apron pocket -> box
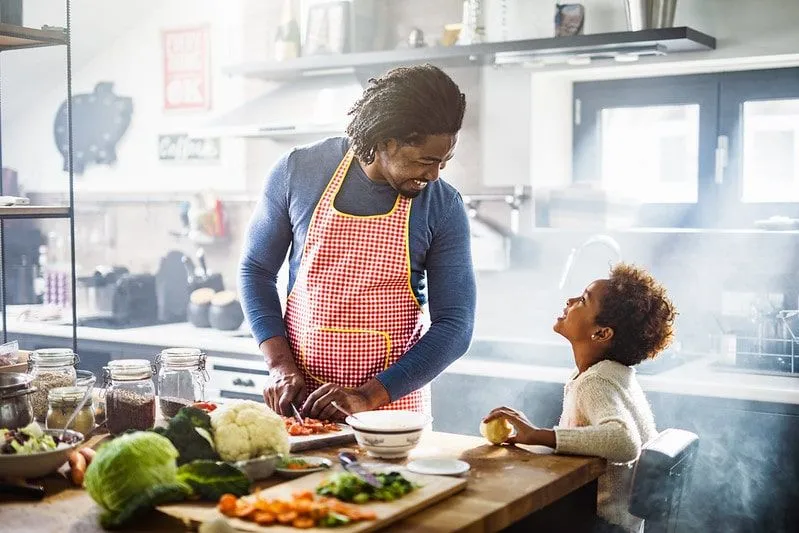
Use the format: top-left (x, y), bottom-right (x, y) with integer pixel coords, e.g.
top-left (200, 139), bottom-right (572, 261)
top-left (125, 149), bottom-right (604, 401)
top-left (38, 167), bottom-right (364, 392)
top-left (300, 327), bottom-right (391, 389)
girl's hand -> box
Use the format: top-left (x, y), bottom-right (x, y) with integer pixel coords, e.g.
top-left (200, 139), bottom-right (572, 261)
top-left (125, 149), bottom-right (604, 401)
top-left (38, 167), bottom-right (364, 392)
top-left (483, 406), bottom-right (539, 445)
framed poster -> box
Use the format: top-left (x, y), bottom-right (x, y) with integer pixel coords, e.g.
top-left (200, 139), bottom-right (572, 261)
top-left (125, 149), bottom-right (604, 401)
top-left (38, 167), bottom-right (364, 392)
top-left (162, 26), bottom-right (211, 111)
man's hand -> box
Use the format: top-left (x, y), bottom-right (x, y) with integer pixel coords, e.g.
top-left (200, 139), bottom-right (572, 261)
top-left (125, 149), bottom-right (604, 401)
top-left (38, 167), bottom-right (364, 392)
top-left (260, 336), bottom-right (305, 416)
top-left (301, 379), bottom-right (390, 421)
top-left (483, 406), bottom-right (556, 447)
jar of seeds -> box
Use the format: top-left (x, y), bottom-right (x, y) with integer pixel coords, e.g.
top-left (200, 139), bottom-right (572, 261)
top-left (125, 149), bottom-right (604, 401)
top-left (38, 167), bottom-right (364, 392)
top-left (46, 386), bottom-right (95, 436)
top-left (28, 348), bottom-right (79, 421)
top-left (155, 348), bottom-right (209, 419)
top-left (103, 359), bottom-right (156, 435)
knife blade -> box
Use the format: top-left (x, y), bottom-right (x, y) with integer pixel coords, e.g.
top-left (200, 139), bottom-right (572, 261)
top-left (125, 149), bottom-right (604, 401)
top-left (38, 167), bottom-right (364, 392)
top-left (339, 451), bottom-right (381, 488)
top-left (290, 403), bottom-right (304, 426)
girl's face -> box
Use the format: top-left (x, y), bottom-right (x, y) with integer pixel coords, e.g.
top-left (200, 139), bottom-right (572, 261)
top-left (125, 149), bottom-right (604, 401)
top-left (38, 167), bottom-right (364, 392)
top-left (553, 279), bottom-right (610, 343)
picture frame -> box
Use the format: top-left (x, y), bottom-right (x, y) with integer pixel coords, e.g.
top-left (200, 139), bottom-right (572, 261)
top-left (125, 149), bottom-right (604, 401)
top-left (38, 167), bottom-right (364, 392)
top-left (304, 0), bottom-right (350, 55)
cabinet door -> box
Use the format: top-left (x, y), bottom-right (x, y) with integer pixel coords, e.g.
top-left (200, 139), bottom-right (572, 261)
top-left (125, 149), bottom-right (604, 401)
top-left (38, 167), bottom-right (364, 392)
top-left (718, 68), bottom-right (799, 226)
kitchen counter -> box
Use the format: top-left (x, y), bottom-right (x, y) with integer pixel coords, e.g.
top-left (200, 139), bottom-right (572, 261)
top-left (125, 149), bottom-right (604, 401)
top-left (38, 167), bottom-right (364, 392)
top-left (6, 309), bottom-right (798, 405)
top-left (0, 432), bottom-right (605, 533)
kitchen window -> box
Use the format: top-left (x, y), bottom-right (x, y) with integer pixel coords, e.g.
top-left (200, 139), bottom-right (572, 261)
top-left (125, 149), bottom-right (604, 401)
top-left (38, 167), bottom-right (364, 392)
top-left (573, 67), bottom-right (799, 228)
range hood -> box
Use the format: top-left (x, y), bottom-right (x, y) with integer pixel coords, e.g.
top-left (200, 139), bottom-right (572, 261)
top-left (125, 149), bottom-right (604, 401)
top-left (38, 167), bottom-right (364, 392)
top-left (193, 75), bottom-right (363, 138)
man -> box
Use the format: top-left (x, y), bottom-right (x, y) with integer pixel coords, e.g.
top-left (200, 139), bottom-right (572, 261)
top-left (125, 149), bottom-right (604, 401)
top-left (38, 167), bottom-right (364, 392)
top-left (239, 64), bottom-right (476, 420)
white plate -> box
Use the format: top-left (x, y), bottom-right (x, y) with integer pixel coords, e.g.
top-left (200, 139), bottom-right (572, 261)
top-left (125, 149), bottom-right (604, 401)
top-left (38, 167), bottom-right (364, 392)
top-left (406, 458), bottom-right (470, 476)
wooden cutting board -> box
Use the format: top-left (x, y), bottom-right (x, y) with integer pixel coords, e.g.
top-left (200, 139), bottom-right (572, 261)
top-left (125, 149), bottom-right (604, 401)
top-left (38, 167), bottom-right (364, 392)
top-left (158, 467), bottom-right (467, 532)
top-left (289, 424), bottom-right (355, 452)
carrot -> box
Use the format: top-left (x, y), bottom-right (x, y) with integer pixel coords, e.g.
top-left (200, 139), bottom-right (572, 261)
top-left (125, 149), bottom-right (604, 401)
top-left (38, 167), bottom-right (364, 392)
top-left (292, 517), bottom-right (315, 529)
top-left (68, 450), bottom-right (87, 486)
top-left (253, 511), bottom-right (276, 525)
top-left (235, 504), bottom-right (257, 519)
top-left (78, 447), bottom-right (96, 465)
top-left (277, 511), bottom-right (298, 524)
top-left (218, 494), bottom-right (238, 516)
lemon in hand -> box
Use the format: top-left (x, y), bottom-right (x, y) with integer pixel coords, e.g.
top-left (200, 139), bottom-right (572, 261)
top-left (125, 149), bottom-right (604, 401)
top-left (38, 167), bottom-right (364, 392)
top-left (479, 418), bottom-right (512, 445)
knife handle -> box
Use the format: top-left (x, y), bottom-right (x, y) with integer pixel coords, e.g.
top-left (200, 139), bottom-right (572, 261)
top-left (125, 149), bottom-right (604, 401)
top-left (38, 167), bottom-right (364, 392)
top-left (0, 482), bottom-right (45, 500)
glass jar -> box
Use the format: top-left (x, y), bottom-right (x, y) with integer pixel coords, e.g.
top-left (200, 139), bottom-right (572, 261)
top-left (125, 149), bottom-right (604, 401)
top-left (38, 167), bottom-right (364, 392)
top-left (155, 348), bottom-right (208, 418)
top-left (103, 359), bottom-right (156, 435)
top-left (28, 348), bottom-right (79, 421)
top-left (46, 386), bottom-right (95, 436)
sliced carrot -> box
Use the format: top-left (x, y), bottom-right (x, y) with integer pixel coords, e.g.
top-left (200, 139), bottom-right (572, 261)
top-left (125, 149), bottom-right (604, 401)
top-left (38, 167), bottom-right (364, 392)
top-left (218, 494), bottom-right (237, 515)
top-left (253, 511), bottom-right (276, 525)
top-left (359, 509), bottom-right (377, 520)
top-left (277, 511), bottom-right (298, 524)
top-left (292, 517), bottom-right (315, 529)
top-left (235, 504), bottom-right (257, 519)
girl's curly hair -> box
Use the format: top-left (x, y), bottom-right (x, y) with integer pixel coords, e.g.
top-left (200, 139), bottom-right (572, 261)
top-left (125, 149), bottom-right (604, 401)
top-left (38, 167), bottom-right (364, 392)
top-left (346, 64), bottom-right (466, 164)
top-left (595, 263), bottom-right (678, 366)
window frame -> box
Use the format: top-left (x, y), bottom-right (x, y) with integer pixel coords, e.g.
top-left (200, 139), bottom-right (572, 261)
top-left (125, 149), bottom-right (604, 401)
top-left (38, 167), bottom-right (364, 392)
top-left (572, 67), bottom-right (799, 229)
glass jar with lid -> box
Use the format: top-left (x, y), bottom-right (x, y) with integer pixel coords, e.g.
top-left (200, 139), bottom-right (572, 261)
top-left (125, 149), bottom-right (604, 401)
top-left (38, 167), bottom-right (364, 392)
top-left (103, 359), bottom-right (156, 435)
top-left (28, 348), bottom-right (79, 421)
top-left (46, 386), bottom-right (95, 436)
top-left (155, 348), bottom-right (209, 418)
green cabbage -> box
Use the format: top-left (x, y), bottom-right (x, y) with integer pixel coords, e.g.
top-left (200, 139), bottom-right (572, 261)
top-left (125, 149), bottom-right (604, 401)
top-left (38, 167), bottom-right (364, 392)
top-left (84, 432), bottom-right (188, 527)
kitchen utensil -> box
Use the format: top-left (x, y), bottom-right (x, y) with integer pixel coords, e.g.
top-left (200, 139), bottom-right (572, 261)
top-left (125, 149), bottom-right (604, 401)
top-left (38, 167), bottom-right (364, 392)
top-left (338, 451), bottom-right (382, 488)
top-left (234, 454), bottom-right (279, 482)
top-left (331, 400), bottom-right (365, 424)
top-left (0, 429), bottom-right (83, 479)
top-left (290, 402), bottom-right (304, 426)
top-left (276, 455), bottom-right (332, 478)
top-left (196, 248), bottom-right (208, 278)
top-left (156, 251), bottom-right (191, 323)
top-left (288, 423), bottom-right (355, 452)
top-left (0, 373), bottom-right (35, 428)
top-left (0, 481), bottom-right (45, 500)
top-left (208, 291), bottom-right (244, 331)
top-left (59, 384), bottom-right (93, 439)
top-left (407, 458), bottom-right (471, 476)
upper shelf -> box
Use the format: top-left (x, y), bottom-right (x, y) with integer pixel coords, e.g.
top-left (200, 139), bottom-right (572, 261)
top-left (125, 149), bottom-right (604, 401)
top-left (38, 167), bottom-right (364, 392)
top-left (224, 27), bottom-right (716, 82)
top-left (0, 23), bottom-right (67, 51)
top-left (0, 205), bottom-right (71, 219)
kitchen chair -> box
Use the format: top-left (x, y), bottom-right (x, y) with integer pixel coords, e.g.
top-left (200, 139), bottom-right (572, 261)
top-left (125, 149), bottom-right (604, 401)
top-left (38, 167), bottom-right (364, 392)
top-left (629, 428), bottom-right (700, 533)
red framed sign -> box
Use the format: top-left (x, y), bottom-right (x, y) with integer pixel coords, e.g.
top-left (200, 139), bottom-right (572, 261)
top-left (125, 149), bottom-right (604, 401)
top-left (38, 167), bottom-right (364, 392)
top-left (162, 26), bottom-right (211, 111)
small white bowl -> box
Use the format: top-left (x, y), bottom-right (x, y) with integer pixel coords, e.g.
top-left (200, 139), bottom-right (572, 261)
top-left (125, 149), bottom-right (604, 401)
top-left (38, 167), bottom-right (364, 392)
top-left (345, 411), bottom-right (432, 459)
top-left (234, 454), bottom-right (279, 482)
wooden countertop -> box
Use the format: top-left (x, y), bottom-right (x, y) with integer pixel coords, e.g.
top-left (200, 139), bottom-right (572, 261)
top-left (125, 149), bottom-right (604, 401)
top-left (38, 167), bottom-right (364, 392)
top-left (1, 432), bottom-right (605, 533)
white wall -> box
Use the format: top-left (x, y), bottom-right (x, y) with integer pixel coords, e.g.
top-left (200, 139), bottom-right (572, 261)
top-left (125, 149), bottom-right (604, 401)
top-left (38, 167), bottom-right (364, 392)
top-left (1, 0), bottom-right (249, 194)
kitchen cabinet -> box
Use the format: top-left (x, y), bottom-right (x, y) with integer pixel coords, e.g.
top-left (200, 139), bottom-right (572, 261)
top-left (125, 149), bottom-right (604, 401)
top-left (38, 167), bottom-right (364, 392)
top-left (433, 373), bottom-right (799, 533)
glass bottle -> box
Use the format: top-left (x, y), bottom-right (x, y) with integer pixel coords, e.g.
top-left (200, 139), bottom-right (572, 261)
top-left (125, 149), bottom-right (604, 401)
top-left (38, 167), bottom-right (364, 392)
top-left (103, 359), bottom-right (156, 435)
top-left (28, 348), bottom-right (79, 421)
top-left (46, 386), bottom-right (95, 436)
top-left (155, 348), bottom-right (209, 418)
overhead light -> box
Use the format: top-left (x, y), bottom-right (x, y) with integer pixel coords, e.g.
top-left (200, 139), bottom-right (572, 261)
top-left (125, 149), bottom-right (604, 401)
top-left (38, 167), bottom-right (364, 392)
top-left (494, 43), bottom-right (667, 67)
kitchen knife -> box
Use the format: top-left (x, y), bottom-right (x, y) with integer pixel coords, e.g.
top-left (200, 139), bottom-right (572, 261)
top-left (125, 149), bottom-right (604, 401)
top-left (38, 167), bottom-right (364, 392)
top-left (338, 451), bottom-right (381, 488)
top-left (0, 481), bottom-right (45, 500)
top-left (290, 403), bottom-right (304, 426)
top-left (196, 248), bottom-right (208, 278)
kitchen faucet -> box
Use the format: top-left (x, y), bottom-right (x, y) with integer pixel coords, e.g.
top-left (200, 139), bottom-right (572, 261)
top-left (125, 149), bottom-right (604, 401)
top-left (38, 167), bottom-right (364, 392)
top-left (558, 234), bottom-right (622, 291)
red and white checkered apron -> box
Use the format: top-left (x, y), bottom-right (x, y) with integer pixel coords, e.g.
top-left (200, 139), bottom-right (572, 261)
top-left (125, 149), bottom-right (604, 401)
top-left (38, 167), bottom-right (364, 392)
top-left (284, 149), bottom-right (430, 414)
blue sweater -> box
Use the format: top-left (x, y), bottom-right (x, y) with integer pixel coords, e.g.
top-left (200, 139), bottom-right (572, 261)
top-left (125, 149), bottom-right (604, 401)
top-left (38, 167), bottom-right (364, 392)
top-left (239, 137), bottom-right (476, 401)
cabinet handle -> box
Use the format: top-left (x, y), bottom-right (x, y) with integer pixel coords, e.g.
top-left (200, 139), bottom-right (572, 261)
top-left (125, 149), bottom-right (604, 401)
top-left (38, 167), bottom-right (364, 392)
top-left (714, 135), bottom-right (728, 185)
top-left (233, 378), bottom-right (255, 387)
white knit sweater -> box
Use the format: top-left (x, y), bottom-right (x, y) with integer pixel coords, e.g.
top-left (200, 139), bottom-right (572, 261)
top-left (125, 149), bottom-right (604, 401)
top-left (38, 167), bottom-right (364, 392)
top-left (554, 360), bottom-right (658, 533)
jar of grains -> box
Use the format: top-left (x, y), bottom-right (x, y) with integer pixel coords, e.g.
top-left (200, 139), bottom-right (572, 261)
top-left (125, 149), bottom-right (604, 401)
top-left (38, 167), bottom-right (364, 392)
top-left (155, 348), bottom-right (209, 418)
top-left (28, 348), bottom-right (79, 421)
top-left (103, 359), bottom-right (156, 435)
top-left (46, 386), bottom-right (95, 436)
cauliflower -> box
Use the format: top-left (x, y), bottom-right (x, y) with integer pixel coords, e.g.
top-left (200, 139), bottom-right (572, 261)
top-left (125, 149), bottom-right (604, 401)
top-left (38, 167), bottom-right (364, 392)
top-left (209, 400), bottom-right (290, 461)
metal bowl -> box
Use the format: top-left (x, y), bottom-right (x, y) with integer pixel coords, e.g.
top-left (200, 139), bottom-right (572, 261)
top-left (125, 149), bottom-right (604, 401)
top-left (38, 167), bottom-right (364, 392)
top-left (0, 428), bottom-right (84, 479)
top-left (0, 373), bottom-right (35, 429)
top-left (234, 454), bottom-right (279, 482)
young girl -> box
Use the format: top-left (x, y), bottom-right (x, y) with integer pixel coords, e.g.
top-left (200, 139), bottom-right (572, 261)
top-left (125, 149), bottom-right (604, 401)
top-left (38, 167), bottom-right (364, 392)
top-left (484, 263), bottom-right (677, 533)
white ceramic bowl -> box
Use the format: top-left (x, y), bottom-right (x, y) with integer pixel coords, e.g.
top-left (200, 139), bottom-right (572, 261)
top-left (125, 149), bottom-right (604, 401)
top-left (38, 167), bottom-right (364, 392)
top-left (345, 410), bottom-right (432, 459)
top-left (0, 429), bottom-right (83, 479)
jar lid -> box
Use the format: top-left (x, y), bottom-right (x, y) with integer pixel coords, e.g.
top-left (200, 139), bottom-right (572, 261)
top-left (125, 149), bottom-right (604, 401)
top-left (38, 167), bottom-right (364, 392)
top-left (30, 348), bottom-right (79, 367)
top-left (157, 348), bottom-right (205, 369)
top-left (48, 386), bottom-right (88, 404)
top-left (107, 359), bottom-right (153, 381)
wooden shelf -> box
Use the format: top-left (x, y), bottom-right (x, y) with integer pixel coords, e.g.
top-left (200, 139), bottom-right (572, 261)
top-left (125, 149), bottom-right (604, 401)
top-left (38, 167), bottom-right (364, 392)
top-left (224, 27), bottom-right (716, 82)
top-left (0, 23), bottom-right (67, 51)
top-left (0, 205), bottom-right (71, 219)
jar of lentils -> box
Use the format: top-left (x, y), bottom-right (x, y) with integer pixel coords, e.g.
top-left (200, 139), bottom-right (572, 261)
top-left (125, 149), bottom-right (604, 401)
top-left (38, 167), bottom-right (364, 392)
top-left (28, 348), bottom-right (79, 421)
top-left (103, 359), bottom-right (156, 435)
top-left (155, 348), bottom-right (209, 419)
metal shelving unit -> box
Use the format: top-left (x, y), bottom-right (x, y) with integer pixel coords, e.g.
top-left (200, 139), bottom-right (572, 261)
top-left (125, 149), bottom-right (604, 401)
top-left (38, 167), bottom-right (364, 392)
top-left (0, 2), bottom-right (76, 352)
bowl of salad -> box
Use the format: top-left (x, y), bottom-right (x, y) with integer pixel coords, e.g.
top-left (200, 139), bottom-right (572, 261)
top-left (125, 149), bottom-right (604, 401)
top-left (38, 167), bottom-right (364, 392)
top-left (0, 422), bottom-right (83, 479)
